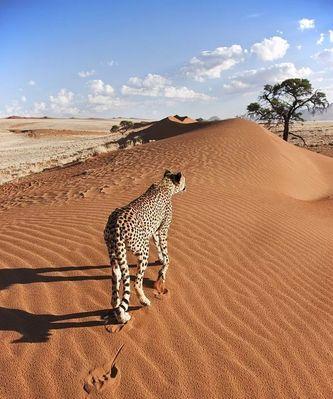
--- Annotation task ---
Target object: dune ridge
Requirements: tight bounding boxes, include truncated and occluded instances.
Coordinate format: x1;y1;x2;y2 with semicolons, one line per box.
119;114;206;145
1;119;333;399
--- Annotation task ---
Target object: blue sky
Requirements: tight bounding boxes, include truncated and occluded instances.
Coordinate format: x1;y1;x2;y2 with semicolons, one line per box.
1;0;333;119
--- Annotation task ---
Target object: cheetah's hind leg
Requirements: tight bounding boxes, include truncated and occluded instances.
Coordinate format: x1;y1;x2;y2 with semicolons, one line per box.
114;239;132;324
111;259;121;309
154;231;169;295
134;244;151;306
152;232;164;264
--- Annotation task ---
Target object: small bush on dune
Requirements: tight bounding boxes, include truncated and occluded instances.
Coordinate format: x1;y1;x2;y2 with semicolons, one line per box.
110;125;119;133
120;120;133;128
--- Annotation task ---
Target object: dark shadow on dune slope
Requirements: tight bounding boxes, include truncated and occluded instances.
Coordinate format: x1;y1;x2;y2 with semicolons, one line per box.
0;262;161;291
118;117;211;146
0;265;111;291
0;306;142;343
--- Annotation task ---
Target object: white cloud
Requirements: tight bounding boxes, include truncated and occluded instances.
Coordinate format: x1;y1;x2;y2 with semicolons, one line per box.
296;45;303;50
28;80;35;86
251;36;289;61
50;88;74;105
164;86;212;100
87;79;124;111
121;73;212;101
329;30;333;43
314;48;333;67
5;101;22;115
33;102;46;115
78;69;95;78
298;18;315;31
49;88;78;115
87;94;125;112
21;95;27;102
223;62;312;94
121;74;169;97
89;79;115;95
317;33;325;45
183;44;244;81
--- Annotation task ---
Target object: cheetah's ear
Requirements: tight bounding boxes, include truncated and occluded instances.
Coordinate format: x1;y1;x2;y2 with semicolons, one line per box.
174;172;182;183
164;170;172;177
170;172;181;184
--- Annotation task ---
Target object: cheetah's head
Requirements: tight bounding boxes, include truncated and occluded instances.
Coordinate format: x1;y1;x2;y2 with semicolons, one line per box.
164;170;186;194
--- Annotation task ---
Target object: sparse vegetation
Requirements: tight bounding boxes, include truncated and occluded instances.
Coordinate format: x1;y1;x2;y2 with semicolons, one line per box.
110;120;137;135
119;120;134;132
247;78;328;145
110;125;119;133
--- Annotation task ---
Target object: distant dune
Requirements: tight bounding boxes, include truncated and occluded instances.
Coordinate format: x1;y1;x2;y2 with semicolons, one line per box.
6;115;49;119
1;119;333;399
119;114;209;145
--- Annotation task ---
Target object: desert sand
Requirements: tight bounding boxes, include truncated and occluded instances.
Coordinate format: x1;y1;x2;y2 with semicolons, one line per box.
1;116;149;132
0;117;151;185
1;118;333;399
272;120;333;147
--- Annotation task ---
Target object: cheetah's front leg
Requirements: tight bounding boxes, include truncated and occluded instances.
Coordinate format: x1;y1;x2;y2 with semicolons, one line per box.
134;244;151;306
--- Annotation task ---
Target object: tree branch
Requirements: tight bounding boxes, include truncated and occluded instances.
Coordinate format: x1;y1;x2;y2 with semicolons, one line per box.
289;132;306;146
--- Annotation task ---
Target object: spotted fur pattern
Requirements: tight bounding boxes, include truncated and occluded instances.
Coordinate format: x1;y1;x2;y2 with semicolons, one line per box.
104;170;186;323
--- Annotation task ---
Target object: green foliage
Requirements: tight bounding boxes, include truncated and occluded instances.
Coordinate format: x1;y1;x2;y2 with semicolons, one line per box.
119;120;134;130
247;78;328;125
111;120;135;135
110;125;119;132
247;78;328;142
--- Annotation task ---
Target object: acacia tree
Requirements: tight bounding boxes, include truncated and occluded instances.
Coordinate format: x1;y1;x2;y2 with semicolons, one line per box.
247;78;328;144
119;120;134;132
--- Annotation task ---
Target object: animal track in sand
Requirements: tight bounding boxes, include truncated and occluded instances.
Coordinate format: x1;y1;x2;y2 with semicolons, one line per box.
105;318;134;333
153;280;170;300
100;185;112;194
101;309;135;333
83;344;124;396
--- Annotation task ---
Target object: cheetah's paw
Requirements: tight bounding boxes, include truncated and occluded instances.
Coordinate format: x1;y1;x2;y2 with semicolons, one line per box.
116;311;131;324
139;297;151;306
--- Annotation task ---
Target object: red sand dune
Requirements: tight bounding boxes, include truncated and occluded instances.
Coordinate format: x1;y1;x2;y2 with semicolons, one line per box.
119;114;206;144
1;119;333;399
168;114;197;123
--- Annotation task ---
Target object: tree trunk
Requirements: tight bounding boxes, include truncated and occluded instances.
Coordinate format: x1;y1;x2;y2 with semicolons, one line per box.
283;119;289;141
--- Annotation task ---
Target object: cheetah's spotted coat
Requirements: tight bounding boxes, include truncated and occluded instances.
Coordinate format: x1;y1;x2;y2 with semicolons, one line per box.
104;170;186;323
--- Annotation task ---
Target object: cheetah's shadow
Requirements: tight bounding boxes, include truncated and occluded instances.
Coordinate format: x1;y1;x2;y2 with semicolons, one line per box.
0;306;142;343
0;265;110;291
0;262;160;291
0;263;160;342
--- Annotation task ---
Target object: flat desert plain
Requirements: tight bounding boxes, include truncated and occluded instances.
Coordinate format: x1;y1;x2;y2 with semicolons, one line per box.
1;117;333;399
0;117;150;185
273;120;333;155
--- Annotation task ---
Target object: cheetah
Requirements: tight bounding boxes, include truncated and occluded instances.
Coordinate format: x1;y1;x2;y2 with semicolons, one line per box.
104;170;186;324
